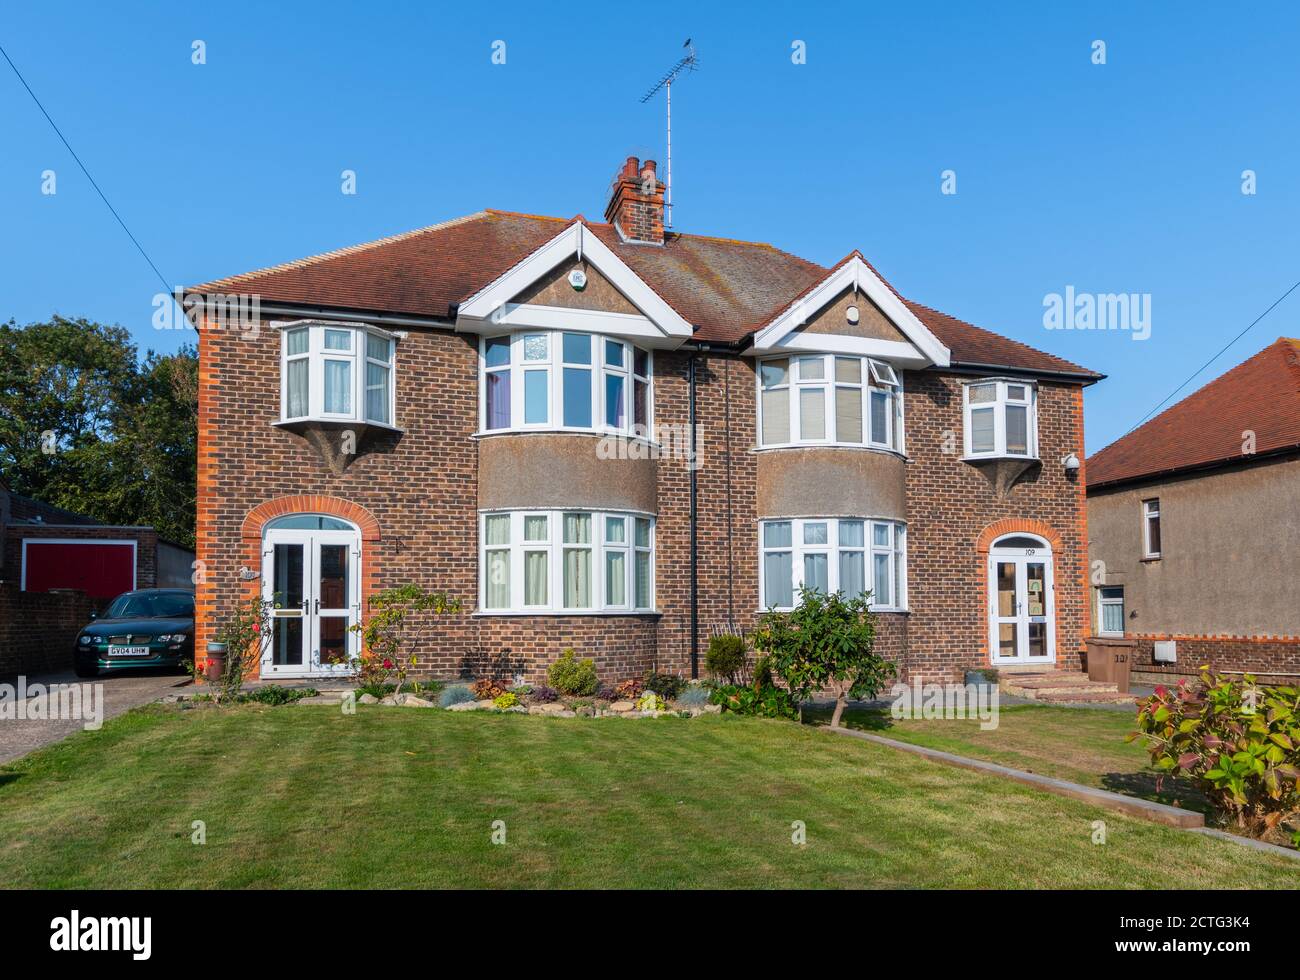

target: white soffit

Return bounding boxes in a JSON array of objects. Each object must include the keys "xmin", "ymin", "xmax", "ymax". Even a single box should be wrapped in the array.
[
  {"xmin": 750, "ymin": 256, "xmax": 951, "ymax": 368},
  {"xmin": 454, "ymin": 221, "xmax": 693, "ymax": 343}
]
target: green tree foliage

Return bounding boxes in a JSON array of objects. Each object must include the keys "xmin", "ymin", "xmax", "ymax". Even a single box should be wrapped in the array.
[
  {"xmin": 0, "ymin": 316, "xmax": 197, "ymax": 548},
  {"xmin": 753, "ymin": 586, "xmax": 895, "ymax": 727}
]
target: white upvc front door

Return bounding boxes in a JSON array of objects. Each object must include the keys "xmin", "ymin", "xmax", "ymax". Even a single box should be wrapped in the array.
[
  {"xmin": 262, "ymin": 528, "xmax": 360, "ymax": 678},
  {"xmin": 988, "ymin": 544, "xmax": 1055, "ymax": 666}
]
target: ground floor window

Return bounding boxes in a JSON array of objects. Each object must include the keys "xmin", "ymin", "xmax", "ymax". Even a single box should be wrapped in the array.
[
  {"xmin": 1097, "ymin": 586, "xmax": 1125, "ymax": 636},
  {"xmin": 480, "ymin": 509, "xmax": 654, "ymax": 613},
  {"xmin": 759, "ymin": 517, "xmax": 906, "ymax": 612}
]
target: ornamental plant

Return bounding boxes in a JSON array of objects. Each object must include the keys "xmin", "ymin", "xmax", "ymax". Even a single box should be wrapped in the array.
[
  {"xmin": 344, "ymin": 585, "xmax": 462, "ymax": 696},
  {"xmin": 493, "ymin": 691, "xmax": 520, "ymax": 710},
  {"xmin": 752, "ymin": 586, "xmax": 894, "ymax": 727},
  {"xmin": 547, "ymin": 649, "xmax": 599, "ymax": 696},
  {"xmin": 202, "ymin": 594, "xmax": 275, "ymax": 701},
  {"xmin": 705, "ymin": 633, "xmax": 747, "ymax": 684},
  {"xmin": 1130, "ymin": 668, "xmax": 1300, "ymax": 838},
  {"xmin": 471, "ymin": 678, "xmax": 508, "ymax": 701}
]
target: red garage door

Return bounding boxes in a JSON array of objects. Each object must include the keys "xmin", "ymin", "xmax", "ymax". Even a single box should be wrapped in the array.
[{"xmin": 22, "ymin": 540, "xmax": 137, "ymax": 599}]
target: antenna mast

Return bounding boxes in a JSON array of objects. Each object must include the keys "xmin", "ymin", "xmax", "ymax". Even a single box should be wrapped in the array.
[{"xmin": 639, "ymin": 39, "xmax": 698, "ymax": 229}]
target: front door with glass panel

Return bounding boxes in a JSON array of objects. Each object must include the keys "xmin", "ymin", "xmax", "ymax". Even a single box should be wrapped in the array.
[
  {"xmin": 263, "ymin": 519, "xmax": 360, "ymax": 677},
  {"xmin": 989, "ymin": 539, "xmax": 1055, "ymax": 665}
]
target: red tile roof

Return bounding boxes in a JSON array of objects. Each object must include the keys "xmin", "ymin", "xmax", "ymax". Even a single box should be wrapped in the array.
[
  {"xmin": 192, "ymin": 209, "xmax": 1099, "ymax": 378},
  {"xmin": 1087, "ymin": 338, "xmax": 1300, "ymax": 488}
]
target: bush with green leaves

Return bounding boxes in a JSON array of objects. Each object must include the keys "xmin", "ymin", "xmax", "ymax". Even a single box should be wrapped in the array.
[
  {"xmin": 643, "ymin": 671, "xmax": 686, "ymax": 701},
  {"xmin": 753, "ymin": 586, "xmax": 893, "ymax": 727},
  {"xmin": 547, "ymin": 649, "xmax": 599, "ymax": 696},
  {"xmin": 493, "ymin": 691, "xmax": 520, "ymax": 710},
  {"xmin": 344, "ymin": 585, "xmax": 463, "ymax": 695},
  {"xmin": 709, "ymin": 684, "xmax": 798, "ymax": 720},
  {"xmin": 439, "ymin": 684, "xmax": 474, "ymax": 708},
  {"xmin": 1131, "ymin": 668, "xmax": 1300, "ymax": 839},
  {"xmin": 705, "ymin": 633, "xmax": 747, "ymax": 683},
  {"xmin": 240, "ymin": 686, "xmax": 318, "ymax": 706}
]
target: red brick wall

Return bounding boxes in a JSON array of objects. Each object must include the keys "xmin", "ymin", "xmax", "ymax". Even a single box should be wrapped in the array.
[
  {"xmin": 1127, "ymin": 633, "xmax": 1300, "ymax": 686},
  {"xmin": 0, "ymin": 585, "xmax": 98, "ymax": 679},
  {"xmin": 900, "ymin": 374, "xmax": 1090, "ymax": 683},
  {"xmin": 197, "ymin": 317, "xmax": 1090, "ymax": 689}
]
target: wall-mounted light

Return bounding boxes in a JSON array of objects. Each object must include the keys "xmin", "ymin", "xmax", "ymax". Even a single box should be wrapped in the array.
[
  {"xmin": 1061, "ymin": 453, "xmax": 1081, "ymax": 473},
  {"xmin": 846, "ymin": 305, "xmax": 860, "ymax": 325},
  {"xmin": 238, "ymin": 566, "xmax": 260, "ymax": 581}
]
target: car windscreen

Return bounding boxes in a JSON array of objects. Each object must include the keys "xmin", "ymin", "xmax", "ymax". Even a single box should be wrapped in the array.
[{"xmin": 103, "ymin": 593, "xmax": 195, "ymax": 618}]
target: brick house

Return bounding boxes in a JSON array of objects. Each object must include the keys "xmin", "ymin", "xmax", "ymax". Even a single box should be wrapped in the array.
[
  {"xmin": 189, "ymin": 156, "xmax": 1101, "ymax": 685},
  {"xmin": 1087, "ymin": 337, "xmax": 1300, "ymax": 684}
]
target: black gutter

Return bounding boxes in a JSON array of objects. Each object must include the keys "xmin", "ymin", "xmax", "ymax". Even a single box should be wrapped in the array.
[{"xmin": 688, "ymin": 352, "xmax": 699, "ymax": 679}]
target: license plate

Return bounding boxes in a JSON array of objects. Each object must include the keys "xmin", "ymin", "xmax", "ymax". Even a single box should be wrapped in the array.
[{"xmin": 108, "ymin": 645, "xmax": 150, "ymax": 657}]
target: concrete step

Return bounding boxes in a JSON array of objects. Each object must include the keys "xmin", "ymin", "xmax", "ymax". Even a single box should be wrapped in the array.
[{"xmin": 999, "ymin": 670, "xmax": 1137, "ymax": 705}]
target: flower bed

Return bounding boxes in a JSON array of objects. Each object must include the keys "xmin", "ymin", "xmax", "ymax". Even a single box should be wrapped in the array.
[{"xmin": 360, "ymin": 677, "xmax": 723, "ymax": 719}]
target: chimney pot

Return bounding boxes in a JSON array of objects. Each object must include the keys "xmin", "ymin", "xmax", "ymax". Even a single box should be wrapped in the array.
[
  {"xmin": 622, "ymin": 156, "xmax": 639, "ymax": 178},
  {"xmin": 605, "ymin": 155, "xmax": 665, "ymax": 244}
]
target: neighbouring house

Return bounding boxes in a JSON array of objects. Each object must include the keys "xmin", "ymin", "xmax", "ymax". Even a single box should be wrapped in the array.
[
  {"xmin": 0, "ymin": 478, "xmax": 195, "ymax": 677},
  {"xmin": 1086, "ymin": 337, "xmax": 1300, "ymax": 684},
  {"xmin": 187, "ymin": 155, "xmax": 1102, "ymax": 685}
]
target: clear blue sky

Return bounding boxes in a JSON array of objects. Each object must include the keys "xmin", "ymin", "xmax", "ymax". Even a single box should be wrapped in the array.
[{"xmin": 2, "ymin": 1, "xmax": 1297, "ymax": 453}]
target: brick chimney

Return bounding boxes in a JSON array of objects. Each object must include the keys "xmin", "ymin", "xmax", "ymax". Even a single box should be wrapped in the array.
[{"xmin": 604, "ymin": 156, "xmax": 665, "ymax": 244}]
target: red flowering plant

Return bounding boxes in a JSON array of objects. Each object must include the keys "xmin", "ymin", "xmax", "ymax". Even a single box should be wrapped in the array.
[
  {"xmin": 1131, "ymin": 667, "xmax": 1300, "ymax": 841},
  {"xmin": 198, "ymin": 594, "xmax": 275, "ymax": 701},
  {"xmin": 339, "ymin": 585, "xmax": 462, "ymax": 696}
]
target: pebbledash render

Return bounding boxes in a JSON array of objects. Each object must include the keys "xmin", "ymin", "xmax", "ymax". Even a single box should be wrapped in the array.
[{"xmin": 190, "ymin": 156, "xmax": 1102, "ymax": 686}]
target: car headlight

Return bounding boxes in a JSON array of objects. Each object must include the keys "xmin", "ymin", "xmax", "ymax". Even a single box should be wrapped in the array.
[
  {"xmin": 78, "ymin": 635, "xmax": 94, "ymax": 645},
  {"xmin": 158, "ymin": 634, "xmax": 188, "ymax": 643}
]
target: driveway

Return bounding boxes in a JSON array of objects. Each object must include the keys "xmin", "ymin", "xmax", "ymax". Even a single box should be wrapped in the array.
[{"xmin": 0, "ymin": 669, "xmax": 190, "ymax": 766}]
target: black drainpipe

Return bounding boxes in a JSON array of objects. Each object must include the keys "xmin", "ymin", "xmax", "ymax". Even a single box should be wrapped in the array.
[{"xmin": 688, "ymin": 352, "xmax": 699, "ymax": 679}]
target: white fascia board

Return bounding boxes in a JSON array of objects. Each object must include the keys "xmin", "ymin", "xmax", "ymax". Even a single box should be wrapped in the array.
[
  {"xmin": 468, "ymin": 304, "xmax": 679, "ymax": 348},
  {"xmin": 743, "ymin": 333, "xmax": 933, "ymax": 367},
  {"xmin": 455, "ymin": 222, "xmax": 693, "ymax": 341},
  {"xmin": 752, "ymin": 256, "xmax": 951, "ymax": 367}
]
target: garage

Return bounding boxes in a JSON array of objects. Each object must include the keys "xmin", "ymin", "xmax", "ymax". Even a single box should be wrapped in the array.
[{"xmin": 20, "ymin": 539, "xmax": 137, "ymax": 599}]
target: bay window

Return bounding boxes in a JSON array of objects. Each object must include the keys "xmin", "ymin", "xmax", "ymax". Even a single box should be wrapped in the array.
[
  {"xmin": 280, "ymin": 322, "xmax": 397, "ymax": 426},
  {"xmin": 479, "ymin": 509, "xmax": 655, "ymax": 613},
  {"xmin": 480, "ymin": 331, "xmax": 652, "ymax": 437},
  {"xmin": 757, "ymin": 354, "xmax": 902, "ymax": 450},
  {"xmin": 760, "ymin": 517, "xmax": 906, "ymax": 611},
  {"xmin": 962, "ymin": 379, "xmax": 1037, "ymax": 459}
]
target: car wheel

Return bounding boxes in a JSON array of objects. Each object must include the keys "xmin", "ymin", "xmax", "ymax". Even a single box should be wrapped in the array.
[{"xmin": 74, "ymin": 659, "xmax": 99, "ymax": 679}]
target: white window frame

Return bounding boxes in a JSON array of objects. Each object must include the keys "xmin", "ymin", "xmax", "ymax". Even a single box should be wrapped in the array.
[
  {"xmin": 758, "ymin": 517, "xmax": 907, "ymax": 612},
  {"xmin": 478, "ymin": 330, "xmax": 653, "ymax": 438},
  {"xmin": 279, "ymin": 322, "xmax": 399, "ymax": 427},
  {"xmin": 756, "ymin": 354, "xmax": 903, "ymax": 451},
  {"xmin": 1142, "ymin": 498, "xmax": 1162, "ymax": 559},
  {"xmin": 1097, "ymin": 586, "xmax": 1125, "ymax": 637},
  {"xmin": 962, "ymin": 378, "xmax": 1038, "ymax": 460},
  {"xmin": 477, "ymin": 509, "xmax": 655, "ymax": 614}
]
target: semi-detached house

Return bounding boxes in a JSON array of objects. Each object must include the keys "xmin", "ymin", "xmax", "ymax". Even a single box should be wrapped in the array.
[{"xmin": 190, "ymin": 156, "xmax": 1102, "ymax": 685}]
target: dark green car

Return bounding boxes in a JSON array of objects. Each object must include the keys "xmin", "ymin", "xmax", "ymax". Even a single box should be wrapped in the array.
[{"xmin": 74, "ymin": 589, "xmax": 195, "ymax": 678}]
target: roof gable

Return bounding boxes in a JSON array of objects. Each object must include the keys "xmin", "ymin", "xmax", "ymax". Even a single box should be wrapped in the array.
[{"xmin": 1087, "ymin": 338, "xmax": 1300, "ymax": 488}]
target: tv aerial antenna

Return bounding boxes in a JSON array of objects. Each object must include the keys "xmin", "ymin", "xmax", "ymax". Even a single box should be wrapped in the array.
[{"xmin": 639, "ymin": 39, "xmax": 698, "ymax": 229}]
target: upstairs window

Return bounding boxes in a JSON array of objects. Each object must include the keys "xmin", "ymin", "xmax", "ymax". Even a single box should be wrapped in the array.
[
  {"xmin": 757, "ymin": 354, "xmax": 902, "ymax": 450},
  {"xmin": 1142, "ymin": 499, "xmax": 1161, "ymax": 558},
  {"xmin": 962, "ymin": 379, "xmax": 1037, "ymax": 459},
  {"xmin": 481, "ymin": 331, "xmax": 652, "ymax": 437},
  {"xmin": 280, "ymin": 323, "xmax": 396, "ymax": 426}
]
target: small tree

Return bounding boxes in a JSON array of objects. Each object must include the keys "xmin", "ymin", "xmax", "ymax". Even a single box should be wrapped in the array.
[
  {"xmin": 199, "ymin": 594, "xmax": 274, "ymax": 701},
  {"xmin": 753, "ymin": 586, "xmax": 894, "ymax": 727},
  {"xmin": 345, "ymin": 585, "xmax": 462, "ymax": 694}
]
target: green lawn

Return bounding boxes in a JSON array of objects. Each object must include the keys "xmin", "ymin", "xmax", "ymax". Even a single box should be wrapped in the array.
[
  {"xmin": 805, "ymin": 703, "xmax": 1207, "ymax": 812},
  {"xmin": 0, "ymin": 703, "xmax": 1295, "ymax": 888}
]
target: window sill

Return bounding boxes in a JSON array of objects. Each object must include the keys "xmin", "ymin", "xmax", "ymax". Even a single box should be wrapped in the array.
[
  {"xmin": 752, "ymin": 443, "xmax": 906, "ymax": 460},
  {"xmin": 961, "ymin": 453, "xmax": 1039, "ymax": 464},
  {"xmin": 472, "ymin": 609, "xmax": 661, "ymax": 618},
  {"xmin": 275, "ymin": 417, "xmax": 404, "ymax": 435},
  {"xmin": 1140, "ymin": 555, "xmax": 1162, "ymax": 563},
  {"xmin": 757, "ymin": 606, "xmax": 910, "ymax": 616},
  {"xmin": 473, "ymin": 429, "xmax": 661, "ymax": 449}
]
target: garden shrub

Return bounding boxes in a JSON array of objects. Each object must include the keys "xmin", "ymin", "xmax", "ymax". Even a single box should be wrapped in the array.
[
  {"xmin": 705, "ymin": 633, "xmax": 747, "ymax": 684},
  {"xmin": 548, "ymin": 649, "xmax": 599, "ymax": 696},
  {"xmin": 614, "ymin": 678, "xmax": 643, "ymax": 700},
  {"xmin": 529, "ymin": 685, "xmax": 560, "ymax": 703},
  {"xmin": 595, "ymin": 684, "xmax": 617, "ymax": 701},
  {"xmin": 439, "ymin": 684, "xmax": 474, "ymax": 708},
  {"xmin": 643, "ymin": 671, "xmax": 685, "ymax": 700},
  {"xmin": 1132, "ymin": 668, "xmax": 1300, "ymax": 838},
  {"xmin": 753, "ymin": 586, "xmax": 893, "ymax": 727},
  {"xmin": 751, "ymin": 655, "xmax": 774, "ymax": 691},
  {"xmin": 677, "ymin": 685, "xmax": 711, "ymax": 707},
  {"xmin": 636, "ymin": 691, "xmax": 668, "ymax": 713},
  {"xmin": 471, "ymin": 678, "xmax": 508, "ymax": 701},
  {"xmin": 241, "ymin": 686, "xmax": 317, "ymax": 706},
  {"xmin": 709, "ymin": 684, "xmax": 797, "ymax": 720},
  {"xmin": 493, "ymin": 691, "xmax": 520, "ymax": 710},
  {"xmin": 345, "ymin": 585, "xmax": 463, "ymax": 695}
]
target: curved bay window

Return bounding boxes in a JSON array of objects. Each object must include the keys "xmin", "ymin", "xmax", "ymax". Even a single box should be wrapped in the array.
[
  {"xmin": 280, "ymin": 322, "xmax": 397, "ymax": 427},
  {"xmin": 757, "ymin": 354, "xmax": 902, "ymax": 451}
]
